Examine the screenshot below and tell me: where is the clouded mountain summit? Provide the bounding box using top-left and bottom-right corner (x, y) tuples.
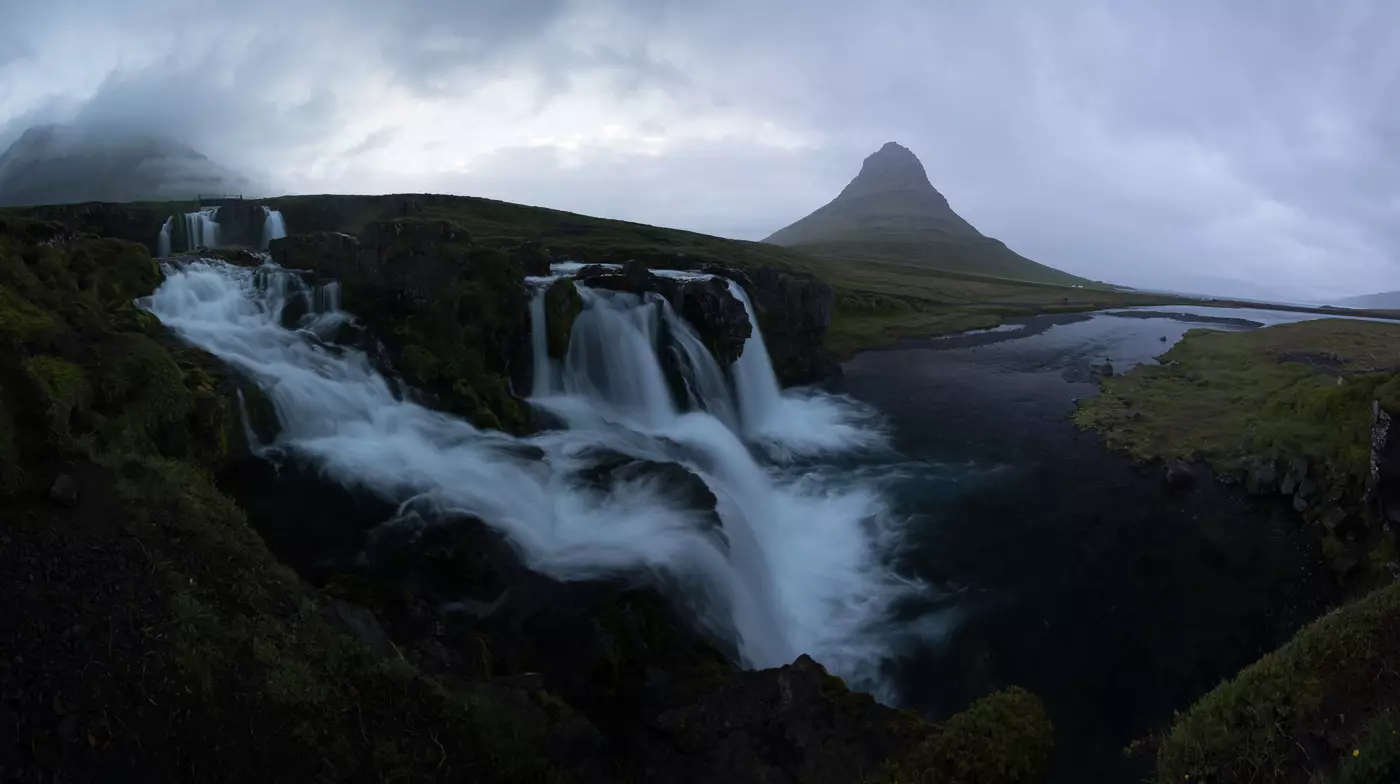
(765, 142), (1086, 286)
(0, 124), (253, 207)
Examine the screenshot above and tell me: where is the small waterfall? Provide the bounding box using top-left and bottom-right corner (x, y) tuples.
(727, 281), (784, 436)
(143, 259), (911, 686)
(562, 288), (677, 430)
(156, 216), (173, 257)
(528, 280), (556, 397)
(261, 206), (287, 249)
(183, 208), (220, 251)
(658, 298), (740, 431)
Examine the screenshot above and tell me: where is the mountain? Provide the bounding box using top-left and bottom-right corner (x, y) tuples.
(1335, 290), (1400, 310)
(0, 123), (253, 207)
(764, 142), (1086, 286)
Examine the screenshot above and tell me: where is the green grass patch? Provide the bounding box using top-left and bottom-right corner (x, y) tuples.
(871, 686), (1055, 784)
(1077, 320), (1400, 481)
(1157, 580), (1400, 783)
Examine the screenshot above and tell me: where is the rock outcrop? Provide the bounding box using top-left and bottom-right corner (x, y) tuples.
(745, 268), (837, 385)
(270, 219), (530, 431)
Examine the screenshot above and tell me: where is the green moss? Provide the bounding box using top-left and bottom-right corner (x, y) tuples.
(23, 355), (90, 440)
(1338, 712), (1400, 784)
(1156, 580), (1400, 782)
(94, 333), (195, 454)
(872, 687), (1054, 784)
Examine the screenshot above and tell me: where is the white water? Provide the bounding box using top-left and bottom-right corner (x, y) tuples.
(157, 216), (173, 257)
(183, 208), (220, 250)
(261, 207), (287, 249)
(143, 260), (912, 689)
(728, 281), (887, 457)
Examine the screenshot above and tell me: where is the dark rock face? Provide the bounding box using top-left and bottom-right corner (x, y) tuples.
(211, 201), (263, 247)
(573, 451), (722, 533)
(17, 202), (169, 253)
(543, 281), (583, 360)
(1243, 457), (1279, 496)
(1164, 460), (1196, 493)
(641, 654), (924, 784)
(48, 474), (78, 508)
(1370, 403), (1400, 526)
(745, 268), (837, 385)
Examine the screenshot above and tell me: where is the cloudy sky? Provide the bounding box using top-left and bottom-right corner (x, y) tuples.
(2, 0), (1398, 300)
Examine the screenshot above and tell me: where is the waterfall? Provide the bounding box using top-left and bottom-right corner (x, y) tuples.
(261, 206), (287, 249)
(728, 281), (783, 434)
(157, 216), (173, 257)
(527, 279), (556, 397)
(183, 208), (220, 250)
(658, 298), (740, 431)
(142, 259), (910, 688)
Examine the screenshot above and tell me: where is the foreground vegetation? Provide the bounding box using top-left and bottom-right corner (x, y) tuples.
(1156, 580), (1400, 783)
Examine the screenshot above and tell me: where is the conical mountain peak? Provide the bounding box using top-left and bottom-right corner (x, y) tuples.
(764, 142), (979, 246)
(763, 142), (1087, 286)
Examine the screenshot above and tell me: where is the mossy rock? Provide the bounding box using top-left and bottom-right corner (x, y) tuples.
(873, 686), (1054, 784)
(543, 281), (582, 359)
(23, 354), (90, 441)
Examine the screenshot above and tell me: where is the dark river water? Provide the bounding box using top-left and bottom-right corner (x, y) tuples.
(835, 307), (1341, 782)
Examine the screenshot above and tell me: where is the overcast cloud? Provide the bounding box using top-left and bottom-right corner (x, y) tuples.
(2, 0), (1398, 299)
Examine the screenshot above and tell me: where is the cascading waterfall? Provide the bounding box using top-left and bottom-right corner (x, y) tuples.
(157, 216), (173, 258)
(261, 206), (288, 249)
(142, 259), (912, 690)
(183, 208), (220, 250)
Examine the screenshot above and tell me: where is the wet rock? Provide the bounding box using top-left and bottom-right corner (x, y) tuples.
(543, 280), (582, 359)
(575, 451), (721, 532)
(48, 475), (78, 508)
(642, 654), (925, 784)
(1280, 456), (1310, 496)
(745, 268), (836, 385)
(323, 599), (399, 659)
(674, 277), (751, 367)
(1243, 458), (1279, 496)
(1160, 336), (1168, 342)
(1092, 361), (1115, 378)
(1164, 460), (1196, 493)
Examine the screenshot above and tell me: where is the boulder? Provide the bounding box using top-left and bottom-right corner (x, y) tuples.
(674, 276), (751, 367)
(1280, 456), (1310, 496)
(574, 450), (721, 533)
(1243, 457), (1279, 496)
(48, 474), (78, 508)
(1163, 460), (1196, 493)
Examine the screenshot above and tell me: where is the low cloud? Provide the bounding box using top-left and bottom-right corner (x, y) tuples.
(2, 0), (1398, 299)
